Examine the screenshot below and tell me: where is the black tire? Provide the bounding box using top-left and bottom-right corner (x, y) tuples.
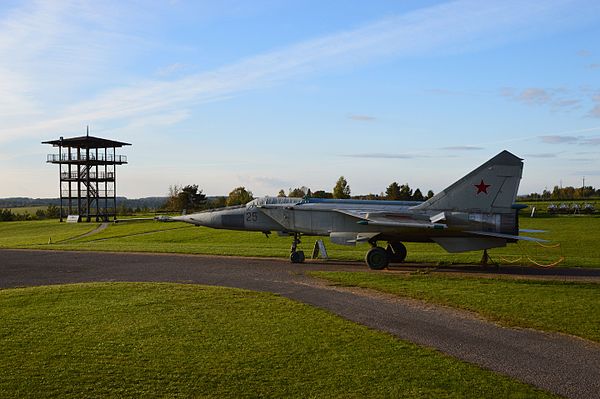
(365, 247), (389, 270)
(290, 251), (305, 263)
(386, 242), (407, 263)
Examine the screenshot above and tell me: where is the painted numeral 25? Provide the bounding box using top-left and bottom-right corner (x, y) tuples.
(246, 212), (257, 222)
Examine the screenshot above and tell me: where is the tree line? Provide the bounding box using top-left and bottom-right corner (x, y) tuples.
(277, 177), (434, 201)
(521, 185), (600, 201)
(161, 177), (434, 213)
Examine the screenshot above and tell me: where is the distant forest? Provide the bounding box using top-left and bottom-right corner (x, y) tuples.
(0, 197), (168, 210)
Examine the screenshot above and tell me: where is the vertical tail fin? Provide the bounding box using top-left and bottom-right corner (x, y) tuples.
(415, 150), (523, 213)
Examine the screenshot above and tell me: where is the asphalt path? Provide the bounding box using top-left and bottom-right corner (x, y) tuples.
(1, 249), (599, 399)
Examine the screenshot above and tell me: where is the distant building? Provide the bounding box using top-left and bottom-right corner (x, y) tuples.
(43, 129), (131, 222)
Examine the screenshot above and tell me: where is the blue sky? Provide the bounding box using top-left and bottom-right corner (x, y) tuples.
(1, 0), (600, 198)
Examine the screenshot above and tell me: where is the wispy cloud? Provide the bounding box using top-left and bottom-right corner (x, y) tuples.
(581, 136), (600, 145)
(1, 0), (597, 143)
(500, 87), (600, 117)
(554, 99), (581, 108)
(539, 135), (580, 144)
(516, 88), (553, 105)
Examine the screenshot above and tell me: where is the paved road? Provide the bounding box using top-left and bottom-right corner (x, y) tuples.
(2, 249), (599, 399)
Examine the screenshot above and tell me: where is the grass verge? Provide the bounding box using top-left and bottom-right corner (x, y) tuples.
(311, 271), (600, 343)
(1, 216), (599, 267)
(0, 282), (554, 398)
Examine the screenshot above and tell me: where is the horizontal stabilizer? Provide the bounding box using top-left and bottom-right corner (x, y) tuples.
(433, 237), (507, 252)
(466, 230), (548, 242)
(519, 229), (546, 233)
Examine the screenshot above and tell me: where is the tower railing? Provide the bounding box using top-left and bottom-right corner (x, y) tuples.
(60, 171), (115, 180)
(47, 154), (127, 163)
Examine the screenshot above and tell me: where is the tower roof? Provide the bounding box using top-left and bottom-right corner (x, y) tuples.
(42, 135), (131, 149)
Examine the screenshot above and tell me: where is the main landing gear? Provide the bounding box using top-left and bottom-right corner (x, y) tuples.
(290, 233), (305, 263)
(365, 241), (407, 270)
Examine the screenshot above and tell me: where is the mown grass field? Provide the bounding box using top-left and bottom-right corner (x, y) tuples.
(0, 283), (554, 398)
(1, 215), (599, 267)
(311, 272), (600, 343)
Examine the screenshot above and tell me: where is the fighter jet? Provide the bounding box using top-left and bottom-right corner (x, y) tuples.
(169, 150), (542, 269)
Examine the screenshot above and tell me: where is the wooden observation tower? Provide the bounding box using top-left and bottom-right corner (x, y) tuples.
(43, 128), (131, 222)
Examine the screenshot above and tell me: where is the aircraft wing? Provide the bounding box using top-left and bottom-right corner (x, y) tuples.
(334, 209), (447, 229)
(466, 230), (548, 242)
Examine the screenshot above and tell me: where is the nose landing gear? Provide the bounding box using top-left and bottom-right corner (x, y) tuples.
(290, 233), (305, 263)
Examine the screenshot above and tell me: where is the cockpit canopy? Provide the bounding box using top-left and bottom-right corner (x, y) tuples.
(246, 196), (304, 207)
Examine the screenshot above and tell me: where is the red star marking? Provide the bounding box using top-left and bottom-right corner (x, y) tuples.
(474, 179), (491, 194)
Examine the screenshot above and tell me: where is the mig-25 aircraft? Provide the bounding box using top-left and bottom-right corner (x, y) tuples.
(166, 150), (543, 269)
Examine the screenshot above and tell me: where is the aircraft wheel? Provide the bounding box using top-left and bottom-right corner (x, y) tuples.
(290, 250), (305, 263)
(365, 247), (389, 270)
(386, 242), (407, 263)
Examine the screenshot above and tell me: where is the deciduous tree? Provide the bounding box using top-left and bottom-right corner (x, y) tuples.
(226, 187), (254, 206)
(333, 176), (351, 199)
(163, 184), (206, 211)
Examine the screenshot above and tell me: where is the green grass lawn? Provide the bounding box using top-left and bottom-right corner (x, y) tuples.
(0, 283), (554, 398)
(0, 219), (98, 246)
(1, 216), (599, 267)
(311, 272), (600, 343)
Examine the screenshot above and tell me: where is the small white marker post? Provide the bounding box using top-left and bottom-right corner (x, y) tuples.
(530, 206), (536, 218)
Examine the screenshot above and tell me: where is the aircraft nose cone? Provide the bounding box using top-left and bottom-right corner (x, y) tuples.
(188, 213), (217, 227)
(172, 213), (214, 227)
(173, 206), (247, 229)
